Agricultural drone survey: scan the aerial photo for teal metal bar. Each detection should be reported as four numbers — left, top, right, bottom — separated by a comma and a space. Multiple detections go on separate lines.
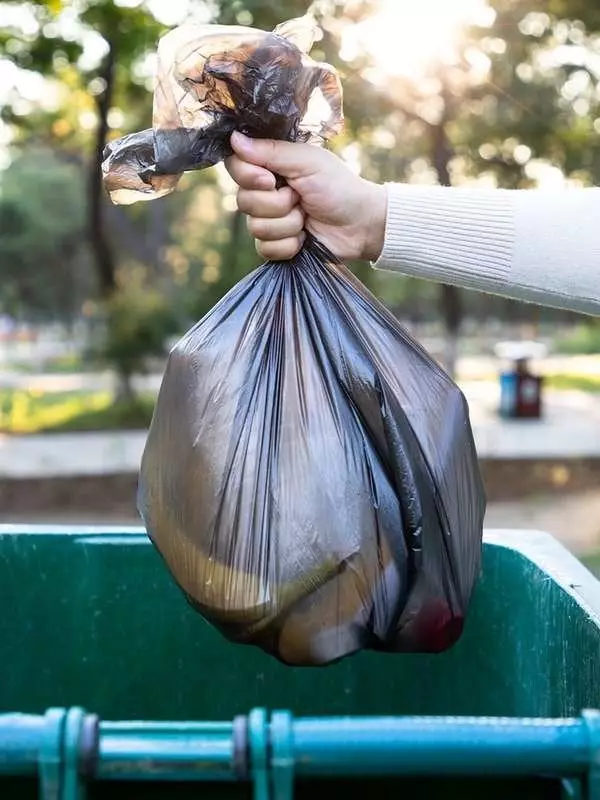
98, 721, 234, 782
94, 716, 595, 781
1, 710, 599, 784
0, 713, 46, 776
292, 716, 591, 777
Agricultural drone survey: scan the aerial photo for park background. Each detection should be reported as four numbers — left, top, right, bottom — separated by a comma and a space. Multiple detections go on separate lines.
1, 0, 600, 567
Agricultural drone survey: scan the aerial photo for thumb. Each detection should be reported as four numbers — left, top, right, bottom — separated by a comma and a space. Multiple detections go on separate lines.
230, 131, 325, 179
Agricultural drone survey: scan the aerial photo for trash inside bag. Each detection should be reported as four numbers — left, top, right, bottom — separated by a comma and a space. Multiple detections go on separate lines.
102, 17, 486, 666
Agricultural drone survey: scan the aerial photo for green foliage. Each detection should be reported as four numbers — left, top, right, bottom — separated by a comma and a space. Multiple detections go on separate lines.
50, 393, 154, 431
0, 0, 166, 162
554, 323, 600, 355
460, 1, 600, 187
0, 147, 92, 318
98, 284, 179, 384
3, 0, 600, 350
581, 551, 600, 577
0, 387, 153, 433
544, 373, 600, 392
216, 0, 312, 27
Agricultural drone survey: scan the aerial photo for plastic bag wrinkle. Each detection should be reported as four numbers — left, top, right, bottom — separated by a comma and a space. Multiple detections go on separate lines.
136, 238, 485, 665
103, 16, 485, 666
102, 18, 343, 204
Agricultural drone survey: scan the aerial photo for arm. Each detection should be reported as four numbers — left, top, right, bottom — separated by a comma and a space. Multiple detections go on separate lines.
226, 133, 600, 317
376, 183, 600, 316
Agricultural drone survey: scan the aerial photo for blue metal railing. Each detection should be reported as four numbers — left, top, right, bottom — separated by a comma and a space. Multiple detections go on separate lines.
2, 707, 600, 799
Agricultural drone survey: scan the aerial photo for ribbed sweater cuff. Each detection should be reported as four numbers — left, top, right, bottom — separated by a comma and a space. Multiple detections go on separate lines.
373, 183, 514, 292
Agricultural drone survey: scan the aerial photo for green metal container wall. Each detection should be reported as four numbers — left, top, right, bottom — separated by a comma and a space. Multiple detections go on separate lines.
1, 527, 600, 799
0, 527, 599, 719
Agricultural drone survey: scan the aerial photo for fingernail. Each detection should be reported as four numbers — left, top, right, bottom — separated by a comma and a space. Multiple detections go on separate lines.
231, 130, 252, 149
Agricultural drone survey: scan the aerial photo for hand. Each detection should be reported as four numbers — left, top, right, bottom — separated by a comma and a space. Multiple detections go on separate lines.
225, 131, 387, 262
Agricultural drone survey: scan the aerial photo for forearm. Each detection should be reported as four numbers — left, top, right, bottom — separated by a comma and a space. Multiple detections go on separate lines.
372, 183, 600, 316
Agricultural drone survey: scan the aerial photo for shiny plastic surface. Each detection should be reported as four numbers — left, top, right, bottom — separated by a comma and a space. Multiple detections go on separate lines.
139, 238, 485, 665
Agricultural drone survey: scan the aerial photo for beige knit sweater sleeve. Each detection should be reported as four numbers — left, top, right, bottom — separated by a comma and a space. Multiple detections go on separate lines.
373, 183, 600, 316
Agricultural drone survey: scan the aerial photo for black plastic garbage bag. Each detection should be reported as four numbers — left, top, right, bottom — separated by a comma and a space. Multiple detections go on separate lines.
102, 16, 486, 666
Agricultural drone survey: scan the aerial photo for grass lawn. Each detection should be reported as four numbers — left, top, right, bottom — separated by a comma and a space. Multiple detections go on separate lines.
460, 372, 600, 393
543, 373, 600, 393
0, 388, 155, 433
8, 352, 88, 375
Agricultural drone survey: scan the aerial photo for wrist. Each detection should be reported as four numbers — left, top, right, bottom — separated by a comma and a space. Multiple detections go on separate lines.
360, 180, 387, 262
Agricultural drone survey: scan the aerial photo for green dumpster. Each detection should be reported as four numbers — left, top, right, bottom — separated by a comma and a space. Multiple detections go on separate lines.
1, 526, 600, 799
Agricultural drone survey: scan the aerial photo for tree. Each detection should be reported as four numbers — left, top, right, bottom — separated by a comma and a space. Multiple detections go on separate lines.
0, 146, 92, 319
321, 0, 600, 367
0, 0, 165, 297
463, 1, 600, 187
99, 281, 179, 401
0, 0, 182, 393
4, 0, 600, 350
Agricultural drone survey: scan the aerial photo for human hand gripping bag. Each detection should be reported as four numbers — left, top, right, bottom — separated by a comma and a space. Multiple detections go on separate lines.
102, 16, 486, 667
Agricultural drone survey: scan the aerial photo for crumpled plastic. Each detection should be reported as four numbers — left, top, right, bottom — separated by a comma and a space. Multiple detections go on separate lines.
102, 17, 486, 666
102, 17, 342, 204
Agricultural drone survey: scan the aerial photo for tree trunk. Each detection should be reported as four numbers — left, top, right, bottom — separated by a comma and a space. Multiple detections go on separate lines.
147, 199, 169, 275
430, 91, 462, 379
438, 284, 462, 377
89, 45, 117, 297
106, 204, 158, 267
115, 368, 136, 404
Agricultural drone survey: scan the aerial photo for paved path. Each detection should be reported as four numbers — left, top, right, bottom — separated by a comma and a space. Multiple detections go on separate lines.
0, 430, 147, 478
484, 490, 600, 556
2, 381, 600, 478
0, 370, 163, 394
466, 382, 600, 459
3, 354, 600, 392
4, 361, 600, 558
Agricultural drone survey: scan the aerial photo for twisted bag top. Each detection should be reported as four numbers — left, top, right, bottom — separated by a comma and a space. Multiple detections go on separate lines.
102, 16, 342, 204
102, 17, 486, 667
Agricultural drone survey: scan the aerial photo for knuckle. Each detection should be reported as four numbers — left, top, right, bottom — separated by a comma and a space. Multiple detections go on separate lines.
255, 235, 300, 261
274, 192, 293, 216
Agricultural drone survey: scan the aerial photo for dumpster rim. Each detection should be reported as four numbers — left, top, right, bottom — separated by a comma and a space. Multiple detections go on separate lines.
486, 528, 600, 627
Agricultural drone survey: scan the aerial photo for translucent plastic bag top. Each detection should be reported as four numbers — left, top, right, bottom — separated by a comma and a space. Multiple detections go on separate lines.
101, 16, 343, 205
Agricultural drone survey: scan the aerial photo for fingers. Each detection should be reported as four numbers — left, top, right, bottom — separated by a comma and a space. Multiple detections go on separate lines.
227, 135, 309, 261
237, 186, 297, 218
247, 205, 305, 262
256, 234, 305, 261
230, 131, 325, 179
246, 206, 304, 241
225, 154, 275, 190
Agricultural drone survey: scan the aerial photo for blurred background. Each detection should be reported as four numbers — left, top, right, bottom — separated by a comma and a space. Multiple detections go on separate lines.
1, 0, 600, 568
